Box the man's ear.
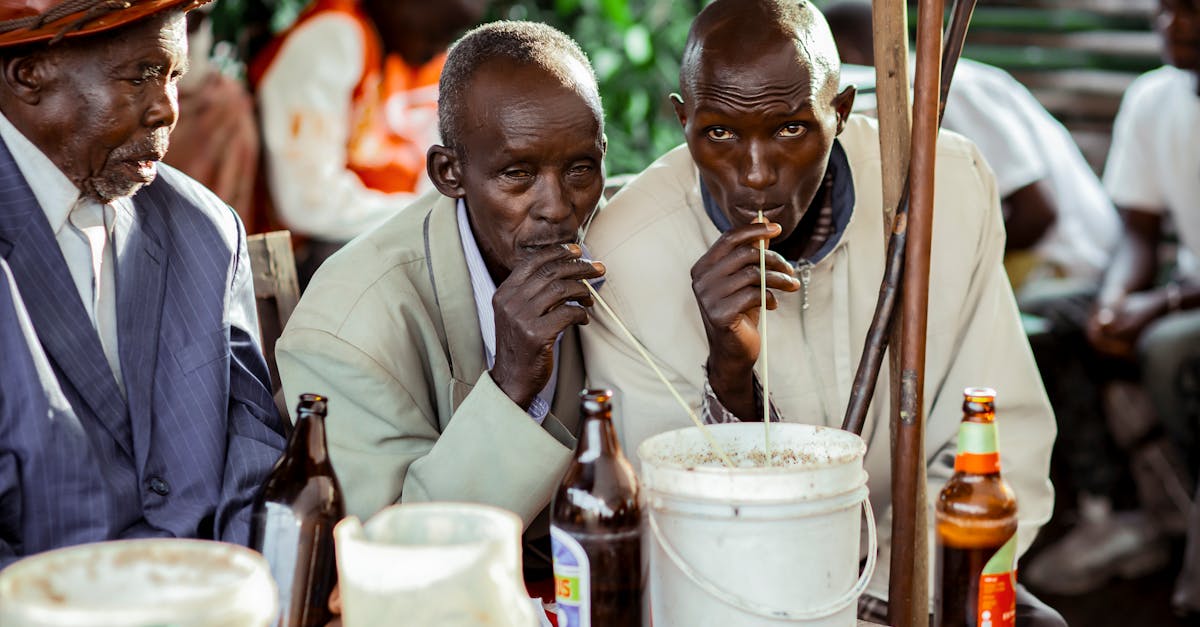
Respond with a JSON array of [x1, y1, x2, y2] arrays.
[[670, 92, 688, 129], [833, 85, 856, 135], [1, 53, 52, 105], [426, 144, 466, 199]]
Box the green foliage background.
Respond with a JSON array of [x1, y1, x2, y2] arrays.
[[488, 0, 707, 175]]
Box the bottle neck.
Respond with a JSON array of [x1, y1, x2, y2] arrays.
[[290, 411, 331, 465], [576, 412, 621, 463], [954, 413, 1000, 475]]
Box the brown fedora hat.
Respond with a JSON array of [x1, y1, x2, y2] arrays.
[[0, 0, 211, 48]]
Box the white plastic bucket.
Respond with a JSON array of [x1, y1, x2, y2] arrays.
[[334, 502, 539, 627], [637, 423, 876, 627], [0, 538, 277, 627]]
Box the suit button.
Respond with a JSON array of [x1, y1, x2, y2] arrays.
[[147, 477, 170, 496]]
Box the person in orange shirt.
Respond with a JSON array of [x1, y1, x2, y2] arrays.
[[251, 0, 488, 285]]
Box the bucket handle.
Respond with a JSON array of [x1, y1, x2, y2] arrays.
[[648, 496, 877, 621]]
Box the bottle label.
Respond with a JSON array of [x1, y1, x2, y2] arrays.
[[551, 525, 590, 627], [955, 421, 1001, 474], [977, 535, 1017, 627]]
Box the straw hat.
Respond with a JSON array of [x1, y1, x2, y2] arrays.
[[0, 0, 210, 48]]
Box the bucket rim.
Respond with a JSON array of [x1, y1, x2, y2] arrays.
[[637, 423, 867, 474]]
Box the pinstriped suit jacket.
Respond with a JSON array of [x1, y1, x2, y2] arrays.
[[0, 137, 286, 561], [0, 258, 109, 568]]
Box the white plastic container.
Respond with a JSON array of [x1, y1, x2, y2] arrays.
[[0, 538, 277, 627], [638, 422, 876, 626], [334, 502, 539, 627]]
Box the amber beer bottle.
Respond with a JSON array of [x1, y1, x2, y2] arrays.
[[935, 388, 1019, 627], [250, 394, 345, 627], [551, 389, 643, 626]]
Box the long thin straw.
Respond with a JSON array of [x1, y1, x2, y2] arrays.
[[583, 280, 736, 468], [758, 210, 771, 466]]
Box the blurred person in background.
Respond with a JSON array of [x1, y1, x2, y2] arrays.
[[1084, 0, 1200, 619], [250, 0, 488, 287], [163, 4, 261, 230], [824, 0, 1121, 291]]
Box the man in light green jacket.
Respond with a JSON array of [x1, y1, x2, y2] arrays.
[[580, 0, 1061, 623], [276, 20, 606, 578]]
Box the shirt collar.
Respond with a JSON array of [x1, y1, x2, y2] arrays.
[[701, 139, 855, 265], [0, 109, 82, 235], [455, 198, 501, 361]]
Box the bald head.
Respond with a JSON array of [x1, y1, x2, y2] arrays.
[[680, 0, 842, 102]]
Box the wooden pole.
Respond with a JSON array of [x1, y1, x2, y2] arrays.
[[890, 0, 944, 624], [842, 0, 979, 436], [872, 0, 912, 236]]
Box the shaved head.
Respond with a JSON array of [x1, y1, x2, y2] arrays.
[[680, 0, 842, 102]]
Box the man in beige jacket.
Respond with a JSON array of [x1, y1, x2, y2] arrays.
[[580, 1, 1061, 623], [276, 21, 606, 579]]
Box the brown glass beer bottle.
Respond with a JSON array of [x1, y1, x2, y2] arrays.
[[551, 389, 643, 627], [935, 388, 1019, 627], [250, 393, 345, 627]]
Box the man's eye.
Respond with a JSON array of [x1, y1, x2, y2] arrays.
[[568, 164, 594, 176], [503, 169, 531, 179], [705, 127, 735, 141], [778, 123, 806, 138]]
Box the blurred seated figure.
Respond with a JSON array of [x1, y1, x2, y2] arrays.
[[163, 5, 260, 231], [250, 0, 487, 287], [824, 0, 1121, 290]]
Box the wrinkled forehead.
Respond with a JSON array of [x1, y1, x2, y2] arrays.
[[465, 59, 603, 132], [682, 6, 841, 101], [685, 36, 837, 111]]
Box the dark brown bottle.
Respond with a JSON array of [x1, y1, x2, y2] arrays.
[[935, 388, 1019, 627], [551, 389, 643, 627], [250, 393, 345, 627]]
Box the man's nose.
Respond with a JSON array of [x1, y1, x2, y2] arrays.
[[739, 141, 777, 190], [532, 177, 576, 224], [143, 83, 179, 130]]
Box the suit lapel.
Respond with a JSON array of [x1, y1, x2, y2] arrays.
[[0, 138, 132, 458], [115, 195, 166, 473], [424, 196, 487, 388]]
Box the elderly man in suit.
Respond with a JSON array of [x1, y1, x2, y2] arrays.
[[0, 0, 286, 559], [277, 20, 606, 582]]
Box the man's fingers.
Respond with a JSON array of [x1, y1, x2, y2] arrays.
[[528, 279, 596, 315], [544, 300, 591, 330]]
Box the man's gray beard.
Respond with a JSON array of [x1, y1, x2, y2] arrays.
[[85, 173, 153, 203]]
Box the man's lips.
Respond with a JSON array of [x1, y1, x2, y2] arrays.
[[732, 204, 786, 224]]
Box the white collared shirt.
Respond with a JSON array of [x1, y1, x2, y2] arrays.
[[455, 199, 558, 423], [0, 111, 125, 391]]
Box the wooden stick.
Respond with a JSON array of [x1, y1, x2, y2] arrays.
[[842, 0, 978, 438], [583, 280, 736, 468], [889, 0, 944, 624], [871, 0, 912, 238]]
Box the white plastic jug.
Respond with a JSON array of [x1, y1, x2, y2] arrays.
[[334, 502, 540, 627], [0, 538, 277, 627], [638, 423, 877, 626]]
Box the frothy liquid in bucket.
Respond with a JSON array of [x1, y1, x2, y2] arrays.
[[638, 423, 876, 626], [0, 539, 277, 627]]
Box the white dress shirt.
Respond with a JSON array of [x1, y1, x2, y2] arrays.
[[456, 199, 558, 423], [0, 111, 125, 391]]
